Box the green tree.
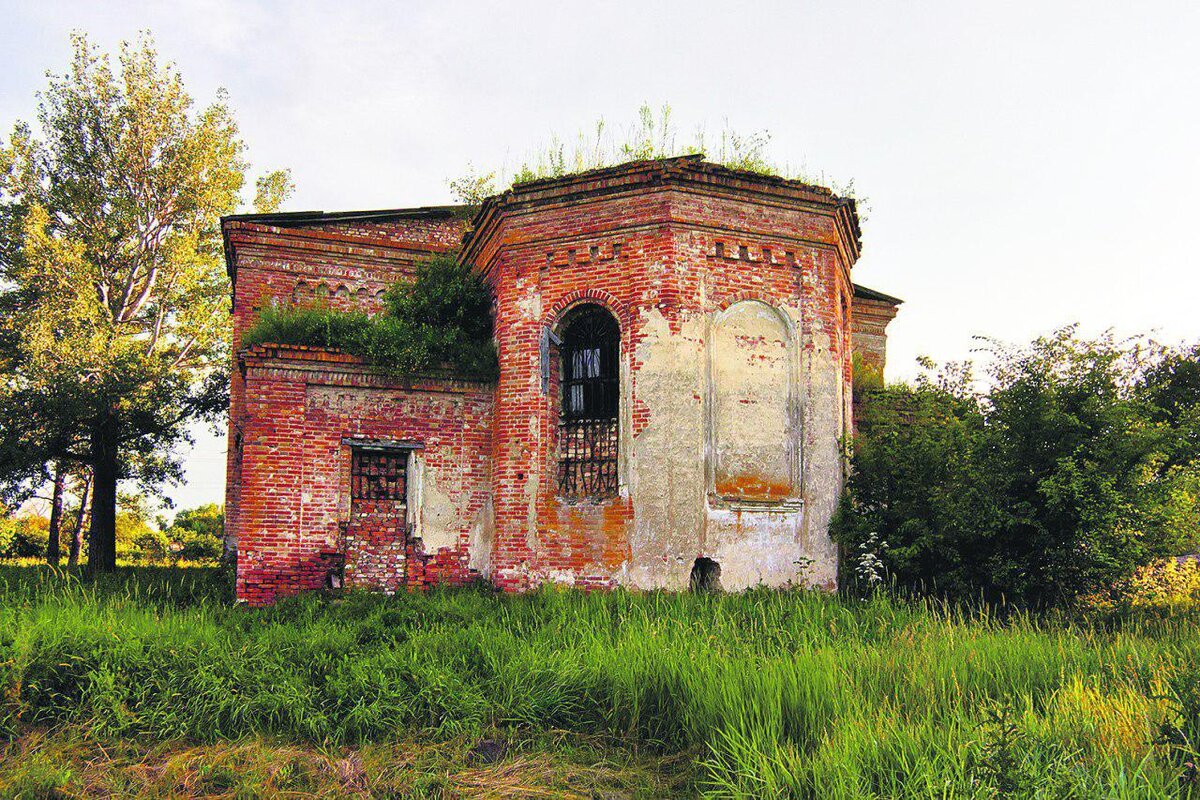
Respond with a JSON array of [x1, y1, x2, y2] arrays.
[[252, 169, 294, 215], [171, 502, 223, 540], [0, 507, 49, 560], [45, 462, 65, 565], [835, 329, 1200, 607], [167, 502, 224, 561], [0, 33, 290, 573]]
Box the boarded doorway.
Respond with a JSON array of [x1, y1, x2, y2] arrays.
[[345, 447, 409, 592]]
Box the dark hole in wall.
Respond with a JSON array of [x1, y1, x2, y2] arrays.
[[690, 557, 722, 593]]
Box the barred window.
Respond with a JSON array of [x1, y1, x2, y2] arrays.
[[558, 306, 620, 499], [351, 449, 407, 501]]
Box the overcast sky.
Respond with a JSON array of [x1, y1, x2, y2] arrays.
[[4, 1, 1199, 513]]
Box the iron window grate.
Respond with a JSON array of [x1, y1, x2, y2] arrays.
[[351, 449, 407, 501], [558, 417, 619, 499]]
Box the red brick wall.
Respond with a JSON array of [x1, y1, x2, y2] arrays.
[[344, 449, 409, 593], [232, 345, 492, 605], [850, 296, 900, 376], [224, 214, 466, 562], [345, 494, 409, 593]]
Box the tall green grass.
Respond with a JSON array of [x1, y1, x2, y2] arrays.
[[0, 566, 1197, 798]]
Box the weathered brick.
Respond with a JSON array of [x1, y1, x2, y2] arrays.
[[224, 158, 899, 605]]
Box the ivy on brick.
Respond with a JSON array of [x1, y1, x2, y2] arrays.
[[241, 253, 498, 380]]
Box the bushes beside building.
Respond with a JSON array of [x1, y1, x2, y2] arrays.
[[241, 253, 497, 379], [836, 330, 1200, 608], [167, 503, 224, 562]]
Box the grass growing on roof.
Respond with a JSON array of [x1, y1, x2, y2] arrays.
[[1, 565, 1198, 797]]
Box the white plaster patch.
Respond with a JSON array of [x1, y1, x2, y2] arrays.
[[415, 465, 460, 551], [467, 497, 495, 576]]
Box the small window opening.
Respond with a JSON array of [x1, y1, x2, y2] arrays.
[[558, 306, 620, 500], [351, 449, 408, 501], [690, 558, 722, 592]]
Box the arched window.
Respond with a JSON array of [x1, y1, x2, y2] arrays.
[[557, 305, 620, 499]]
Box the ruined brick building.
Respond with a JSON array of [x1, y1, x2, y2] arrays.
[[222, 156, 901, 605]]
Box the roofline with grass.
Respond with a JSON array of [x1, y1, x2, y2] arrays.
[[460, 154, 862, 279]]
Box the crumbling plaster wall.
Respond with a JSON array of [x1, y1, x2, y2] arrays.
[[621, 240, 848, 593], [476, 166, 855, 593]]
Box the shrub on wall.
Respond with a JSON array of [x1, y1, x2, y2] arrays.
[[242, 253, 497, 380], [835, 330, 1200, 608]]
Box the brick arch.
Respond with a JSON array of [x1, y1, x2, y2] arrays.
[[713, 294, 799, 341], [716, 290, 783, 312], [548, 288, 627, 330], [292, 280, 311, 305]]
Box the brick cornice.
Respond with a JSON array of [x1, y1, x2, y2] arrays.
[[461, 156, 862, 280], [226, 221, 452, 275], [850, 297, 901, 327]]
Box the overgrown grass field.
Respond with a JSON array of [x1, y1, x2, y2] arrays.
[[0, 566, 1197, 798]]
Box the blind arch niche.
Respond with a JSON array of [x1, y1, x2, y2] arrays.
[[709, 300, 799, 505]]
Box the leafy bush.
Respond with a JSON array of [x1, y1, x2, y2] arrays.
[[167, 503, 224, 562], [240, 306, 371, 352], [836, 329, 1200, 608], [0, 513, 48, 559], [241, 253, 496, 379], [170, 503, 224, 540], [114, 511, 171, 562], [1086, 558, 1200, 609]]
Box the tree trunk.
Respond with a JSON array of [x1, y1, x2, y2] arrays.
[[68, 470, 90, 568], [46, 463, 64, 566], [87, 414, 120, 574]]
